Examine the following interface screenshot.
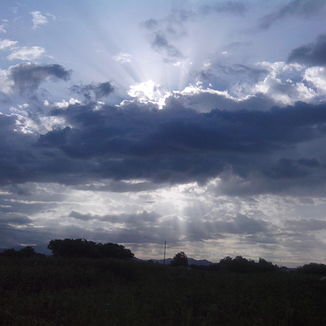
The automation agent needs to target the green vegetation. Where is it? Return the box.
[1,255,326,326]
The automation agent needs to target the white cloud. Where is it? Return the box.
[7,46,45,61]
[127,80,171,108]
[31,11,51,29]
[54,98,82,109]
[197,60,326,108]
[304,67,326,94]
[0,39,17,50]
[113,52,132,63]
[249,61,317,105]
[164,82,270,113]
[125,61,326,113]
[179,82,232,98]
[10,102,69,134]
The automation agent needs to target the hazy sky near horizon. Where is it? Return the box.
[1,0,326,265]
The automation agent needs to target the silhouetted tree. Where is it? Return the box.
[48,239,94,257]
[47,239,134,259]
[19,246,36,257]
[297,263,326,275]
[99,242,134,259]
[0,246,38,258]
[257,258,278,272]
[219,256,233,272]
[218,256,278,273]
[0,248,19,258]
[170,251,188,267]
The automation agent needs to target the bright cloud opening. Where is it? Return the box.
[127,80,171,108]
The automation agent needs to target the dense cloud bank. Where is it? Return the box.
[0,99,325,196]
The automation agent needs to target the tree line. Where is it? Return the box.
[1,239,326,275]
[0,239,134,259]
[168,251,326,274]
[169,251,279,273]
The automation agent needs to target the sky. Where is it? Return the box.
[1,0,326,266]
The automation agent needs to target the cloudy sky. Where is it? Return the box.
[1,0,326,266]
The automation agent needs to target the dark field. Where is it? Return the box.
[1,257,326,326]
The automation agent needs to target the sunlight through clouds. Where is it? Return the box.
[1,0,326,265]
[127,80,171,108]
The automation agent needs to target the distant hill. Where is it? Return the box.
[148,257,213,266]
[0,245,50,255]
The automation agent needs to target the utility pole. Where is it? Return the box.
[163,241,167,265]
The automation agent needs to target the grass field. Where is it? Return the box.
[1,257,326,326]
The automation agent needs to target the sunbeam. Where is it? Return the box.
[0,0,326,267]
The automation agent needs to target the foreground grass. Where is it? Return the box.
[0,257,326,326]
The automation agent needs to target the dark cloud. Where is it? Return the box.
[151,32,184,58]
[0,221,125,250]
[68,211,181,243]
[197,63,268,95]
[68,211,92,221]
[36,99,326,195]
[286,219,326,231]
[297,158,320,168]
[0,215,32,225]
[69,210,160,226]
[142,10,194,36]
[186,214,270,241]
[0,223,47,249]
[200,1,248,15]
[265,159,310,179]
[142,18,159,30]
[211,64,267,81]
[142,10,190,61]
[218,158,326,197]
[10,63,70,95]
[1,99,326,195]
[259,0,326,29]
[288,34,326,66]
[73,180,159,193]
[71,82,114,102]
[142,1,248,61]
[55,101,326,154]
